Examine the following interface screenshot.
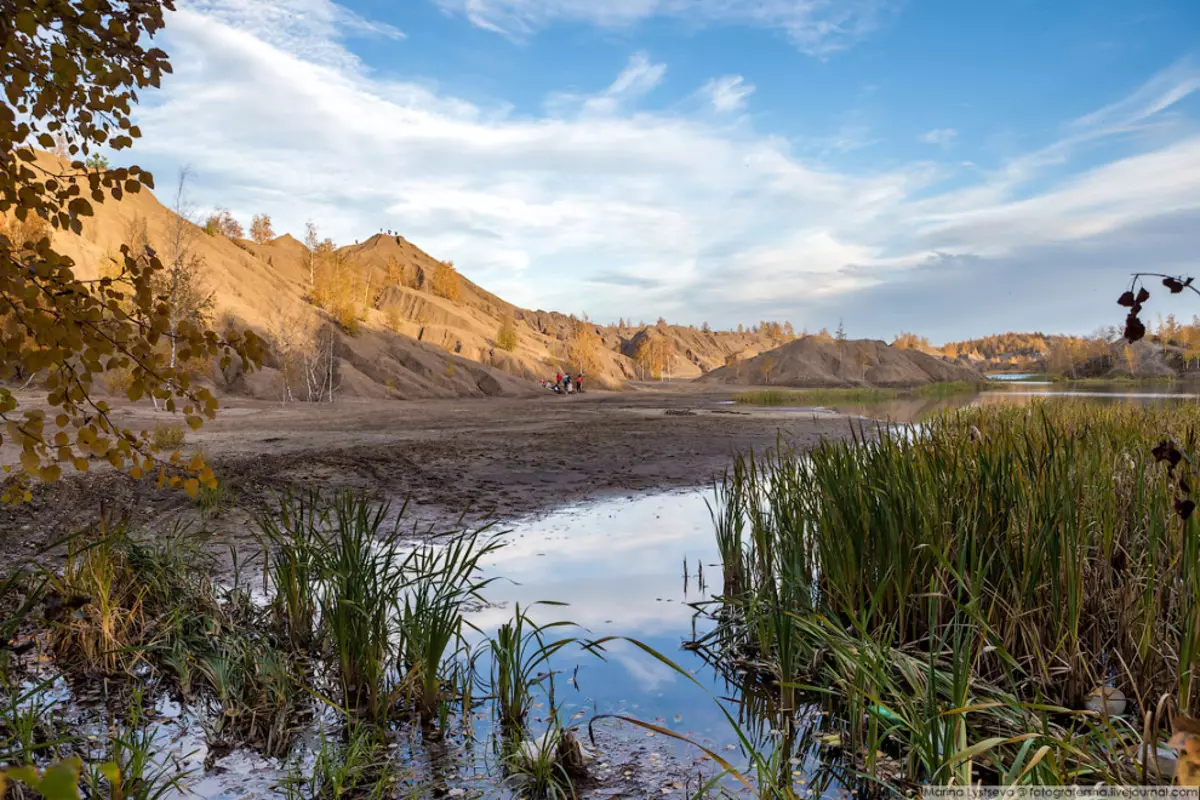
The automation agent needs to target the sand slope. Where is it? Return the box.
[32,152,976,398]
[700,338,984,387]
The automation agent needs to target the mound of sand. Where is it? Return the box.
[700,338,984,387]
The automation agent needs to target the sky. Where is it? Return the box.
[122,0,1200,342]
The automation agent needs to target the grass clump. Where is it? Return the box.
[150,423,185,450]
[911,379,982,396]
[491,603,577,732]
[283,724,402,799]
[703,401,1200,786]
[734,388,897,406]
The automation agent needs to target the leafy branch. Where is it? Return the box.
[1117,272,1199,342]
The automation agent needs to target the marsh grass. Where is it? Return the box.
[196,477,234,518]
[0,490,606,797]
[734,382,980,407]
[258,491,327,652]
[51,516,150,675]
[86,687,191,800]
[283,724,402,800]
[490,603,577,733]
[398,524,501,725]
[318,494,408,722]
[704,401,1200,785]
[500,720,583,800]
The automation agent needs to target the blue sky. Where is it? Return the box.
[127,0,1200,341]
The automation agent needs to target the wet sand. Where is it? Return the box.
[0,388,854,563]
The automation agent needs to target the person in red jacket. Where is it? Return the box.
[576,374,583,394]
[555,371,562,387]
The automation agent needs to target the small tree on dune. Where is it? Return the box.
[496,315,519,352]
[568,321,602,375]
[203,208,243,239]
[250,213,274,244]
[431,260,461,302]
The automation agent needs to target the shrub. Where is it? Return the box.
[104,366,135,395]
[151,423,185,450]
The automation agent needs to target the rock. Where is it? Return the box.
[1084,686,1127,716]
[513,730,595,777]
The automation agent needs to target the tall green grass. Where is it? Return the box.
[398,524,500,725]
[706,401,1200,786]
[315,494,407,722]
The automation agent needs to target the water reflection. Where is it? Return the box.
[458,490,843,796]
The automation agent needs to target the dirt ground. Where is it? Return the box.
[0,385,855,565]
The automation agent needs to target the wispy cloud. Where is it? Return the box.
[134,3,1200,336]
[918,128,957,146]
[433,0,895,56]
[183,0,403,70]
[702,75,755,112]
[1072,56,1200,131]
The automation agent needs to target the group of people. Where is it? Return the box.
[540,371,584,394]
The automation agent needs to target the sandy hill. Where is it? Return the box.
[29,151,978,399]
[39,156,531,401]
[700,337,984,388]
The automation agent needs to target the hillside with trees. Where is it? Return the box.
[937,321,1200,378]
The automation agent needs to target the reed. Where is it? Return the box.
[707,402,1200,785]
[490,603,577,732]
[315,493,407,722]
[257,491,327,652]
[398,526,501,725]
[91,687,191,800]
[283,724,401,799]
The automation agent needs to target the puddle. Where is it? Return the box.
[451,489,824,795]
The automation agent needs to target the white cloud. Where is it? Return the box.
[182,0,403,70]
[434,0,893,56]
[549,52,667,116]
[130,3,1200,335]
[918,127,957,146]
[702,75,755,113]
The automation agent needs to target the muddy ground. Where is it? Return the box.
[0,386,854,565]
